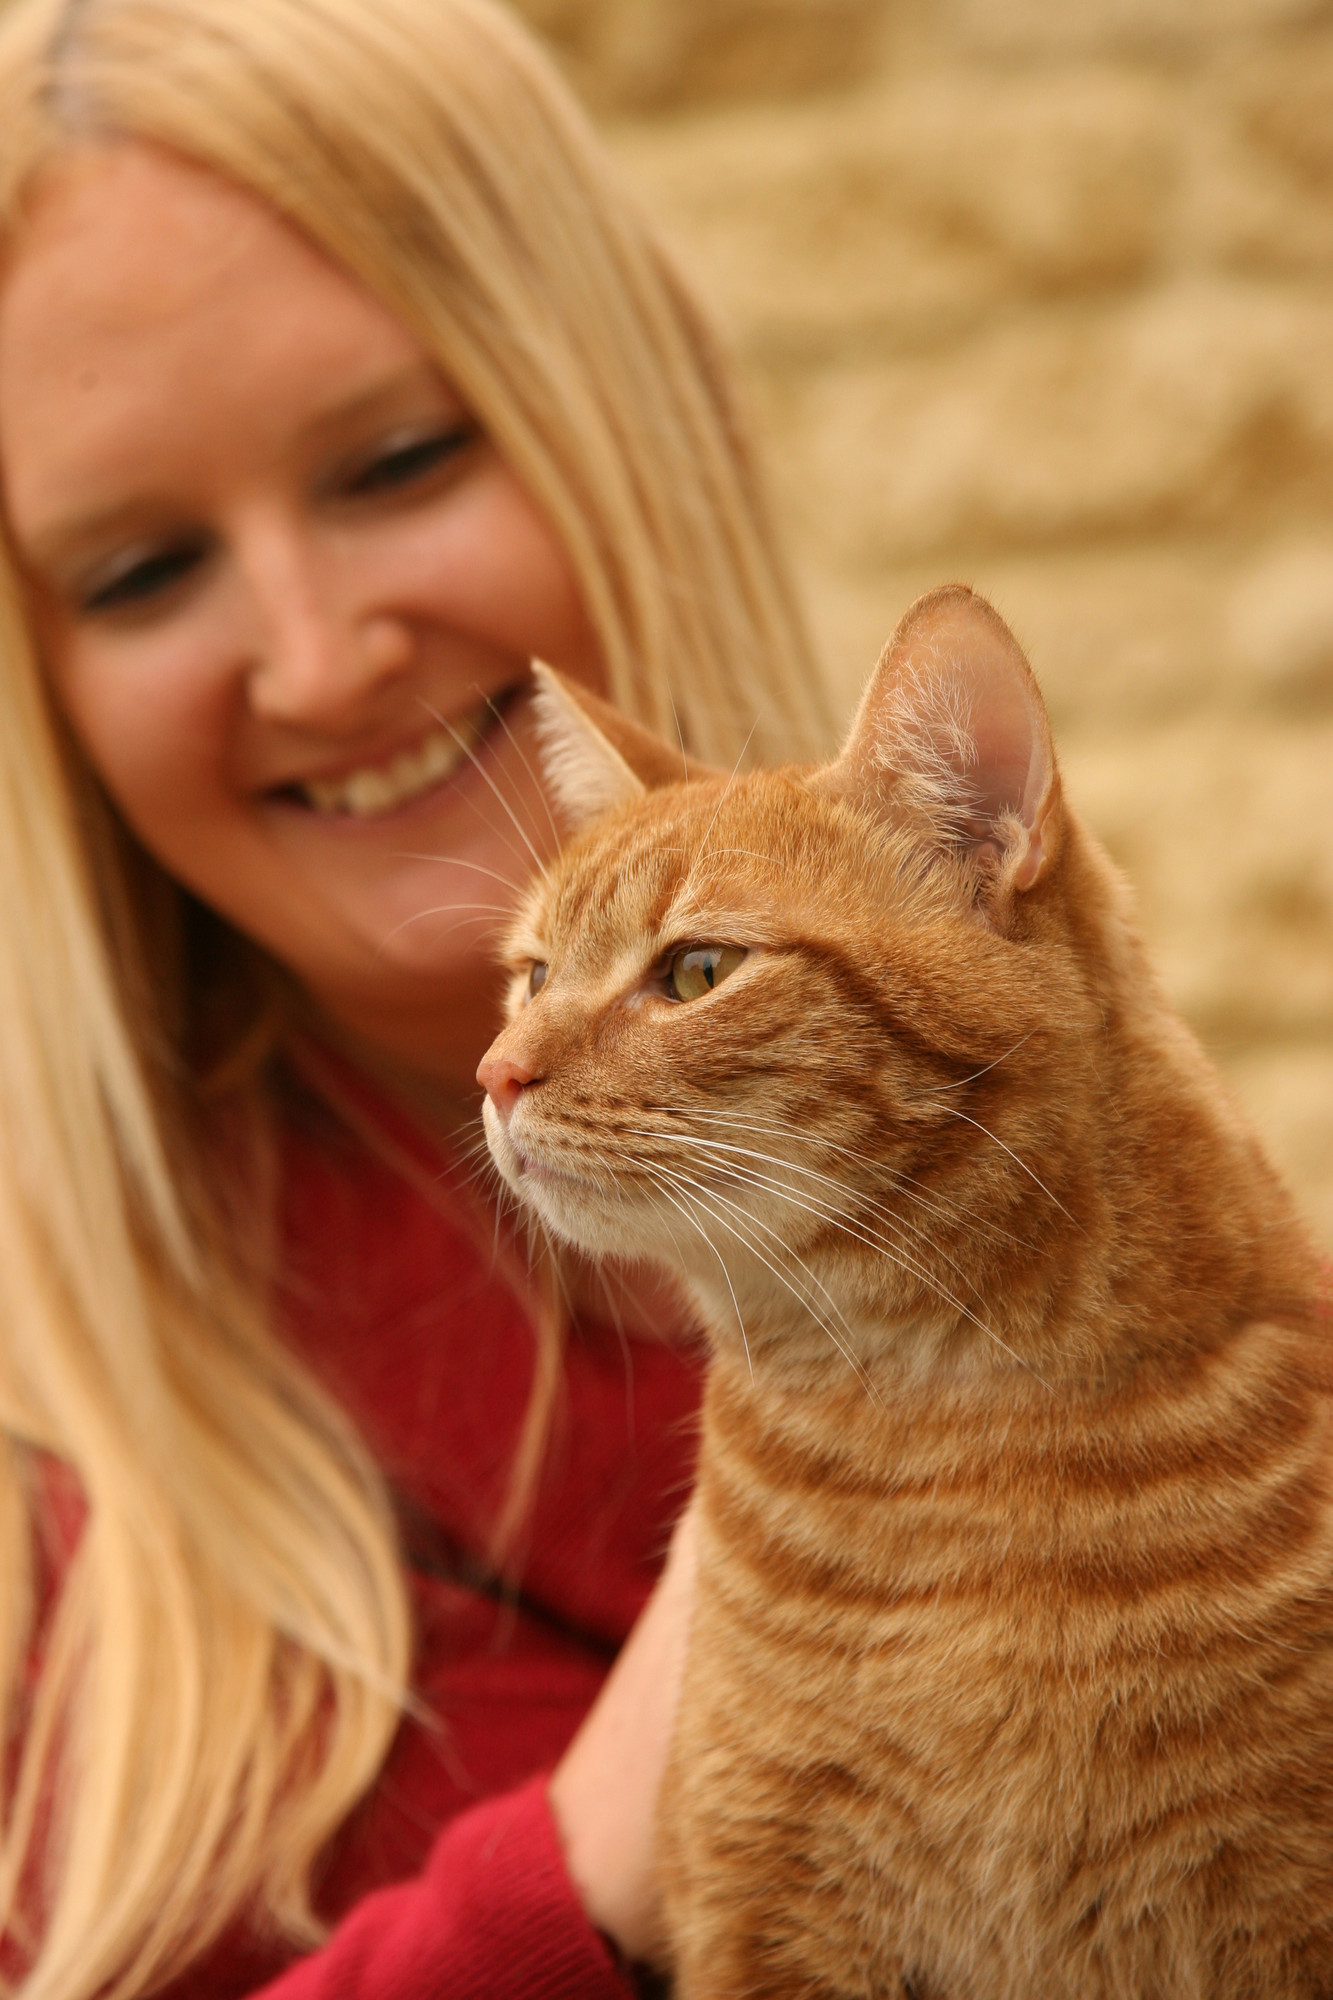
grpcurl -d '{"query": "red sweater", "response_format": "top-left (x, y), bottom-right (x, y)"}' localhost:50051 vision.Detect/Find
top-left (160, 1098), bottom-right (703, 1998)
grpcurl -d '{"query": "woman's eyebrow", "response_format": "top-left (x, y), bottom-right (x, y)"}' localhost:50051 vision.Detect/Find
top-left (294, 360), bottom-right (470, 453)
top-left (13, 497), bottom-right (185, 580)
top-left (13, 365), bottom-right (468, 575)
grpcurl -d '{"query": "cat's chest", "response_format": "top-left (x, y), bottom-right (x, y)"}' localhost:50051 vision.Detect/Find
top-left (693, 1364), bottom-right (1085, 1744)
top-left (691, 1344), bottom-right (1333, 1763)
top-left (672, 1350), bottom-right (1333, 2000)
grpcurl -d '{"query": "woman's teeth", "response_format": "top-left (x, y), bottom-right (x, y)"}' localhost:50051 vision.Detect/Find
top-left (299, 712), bottom-right (486, 818)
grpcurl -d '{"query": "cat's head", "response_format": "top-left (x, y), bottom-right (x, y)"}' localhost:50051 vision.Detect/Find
top-left (479, 587), bottom-right (1129, 1381)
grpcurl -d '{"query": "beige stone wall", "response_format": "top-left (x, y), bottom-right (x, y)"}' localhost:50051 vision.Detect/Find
top-left (518, 0), bottom-right (1333, 1247)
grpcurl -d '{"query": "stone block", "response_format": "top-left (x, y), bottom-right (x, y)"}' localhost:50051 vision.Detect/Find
top-left (513, 0), bottom-right (886, 111)
top-left (1063, 715), bottom-right (1333, 1048)
top-left (611, 65), bottom-right (1173, 350)
top-left (1229, 31), bottom-right (1333, 190)
top-left (1226, 536), bottom-right (1333, 710)
top-left (760, 279), bottom-right (1333, 564)
top-left (1219, 1043), bottom-right (1333, 1248)
top-left (797, 545), bottom-right (1239, 732)
top-left (1178, 34), bottom-right (1333, 276)
top-left (929, 0), bottom-right (1329, 59)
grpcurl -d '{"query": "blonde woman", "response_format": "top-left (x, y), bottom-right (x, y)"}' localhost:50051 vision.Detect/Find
top-left (0, 0), bottom-right (832, 1992)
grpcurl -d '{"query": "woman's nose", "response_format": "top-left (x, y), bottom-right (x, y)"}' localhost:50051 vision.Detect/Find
top-left (241, 523), bottom-right (413, 726)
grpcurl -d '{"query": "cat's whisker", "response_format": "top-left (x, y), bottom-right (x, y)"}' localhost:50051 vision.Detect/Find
top-left (637, 1163), bottom-right (755, 1379)
top-left (440, 798), bottom-right (537, 879)
top-left (641, 1133), bottom-right (1049, 1385)
top-left (376, 904), bottom-right (511, 954)
top-left (646, 1166), bottom-right (848, 1392)
top-left (473, 679), bottom-right (563, 856)
top-left (716, 1169), bottom-right (1043, 1382)
top-left (627, 1127), bottom-right (971, 1302)
top-left (391, 854), bottom-right (525, 895)
top-left (672, 1107), bottom-right (1026, 1248)
top-left (642, 1115), bottom-right (1015, 1275)
top-left (935, 1105), bottom-right (1080, 1226)
top-left (659, 1141), bottom-right (991, 1325)
top-left (687, 1160), bottom-right (1006, 1361)
top-left (419, 696), bottom-right (549, 874)
top-left (916, 1030), bottom-right (1037, 1094)
top-left (452, 1128), bottom-right (502, 1173)
top-left (648, 1159), bottom-right (884, 1404)
top-left (688, 846), bottom-right (788, 872)
top-left (665, 685), bottom-right (691, 793)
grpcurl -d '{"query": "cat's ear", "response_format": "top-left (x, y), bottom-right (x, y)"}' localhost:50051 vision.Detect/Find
top-left (813, 586), bottom-right (1062, 898)
top-left (530, 661), bottom-right (714, 832)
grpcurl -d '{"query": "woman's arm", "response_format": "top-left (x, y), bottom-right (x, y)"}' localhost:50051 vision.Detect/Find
top-left (249, 1507), bottom-right (697, 1999)
top-left (549, 1500), bottom-right (698, 1963)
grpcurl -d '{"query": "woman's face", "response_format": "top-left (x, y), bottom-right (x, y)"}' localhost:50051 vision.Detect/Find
top-left (0, 141), bottom-right (601, 1090)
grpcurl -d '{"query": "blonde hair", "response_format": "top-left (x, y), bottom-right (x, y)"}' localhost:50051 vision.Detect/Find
top-left (0, 0), bottom-right (830, 1991)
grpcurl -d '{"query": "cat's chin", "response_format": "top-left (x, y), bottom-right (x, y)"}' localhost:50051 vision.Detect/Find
top-left (483, 1106), bottom-right (655, 1260)
top-left (511, 1178), bottom-right (658, 1262)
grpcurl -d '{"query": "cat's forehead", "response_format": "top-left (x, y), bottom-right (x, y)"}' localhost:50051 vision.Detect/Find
top-left (524, 769), bottom-right (895, 965)
top-left (534, 776), bottom-right (795, 947)
top-left (544, 787), bottom-right (721, 942)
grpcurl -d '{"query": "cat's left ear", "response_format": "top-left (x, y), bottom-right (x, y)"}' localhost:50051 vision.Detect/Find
top-left (530, 662), bottom-right (717, 833)
top-left (812, 585), bottom-right (1062, 900)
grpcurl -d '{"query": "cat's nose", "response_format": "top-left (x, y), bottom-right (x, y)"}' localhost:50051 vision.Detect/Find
top-left (477, 1047), bottom-right (539, 1123)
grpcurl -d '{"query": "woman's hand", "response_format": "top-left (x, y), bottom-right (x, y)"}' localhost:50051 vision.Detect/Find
top-left (548, 1500), bottom-right (699, 1964)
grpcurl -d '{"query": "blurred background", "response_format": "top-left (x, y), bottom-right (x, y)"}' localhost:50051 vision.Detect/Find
top-left (514, 0), bottom-right (1333, 1248)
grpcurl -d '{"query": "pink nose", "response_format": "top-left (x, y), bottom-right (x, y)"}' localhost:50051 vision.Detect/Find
top-left (477, 1048), bottom-right (539, 1122)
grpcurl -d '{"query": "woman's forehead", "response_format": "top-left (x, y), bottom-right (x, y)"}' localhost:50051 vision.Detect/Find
top-left (8, 142), bottom-right (278, 331)
top-left (0, 139), bottom-right (445, 562)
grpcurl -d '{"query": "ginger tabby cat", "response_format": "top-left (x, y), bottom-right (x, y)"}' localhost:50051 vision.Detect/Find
top-left (479, 586), bottom-right (1333, 1999)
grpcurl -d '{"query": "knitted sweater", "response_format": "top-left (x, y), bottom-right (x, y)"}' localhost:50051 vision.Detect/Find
top-left (93, 1090), bottom-right (701, 1998)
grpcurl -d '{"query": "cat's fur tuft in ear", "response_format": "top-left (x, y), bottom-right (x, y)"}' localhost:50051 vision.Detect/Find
top-left (530, 661), bottom-right (722, 832)
top-left (815, 586), bottom-right (1062, 897)
top-left (530, 661), bottom-right (647, 832)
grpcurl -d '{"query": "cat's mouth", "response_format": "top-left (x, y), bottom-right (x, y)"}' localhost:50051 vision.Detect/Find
top-left (509, 1143), bottom-right (568, 1188)
top-left (499, 1124), bottom-right (590, 1193)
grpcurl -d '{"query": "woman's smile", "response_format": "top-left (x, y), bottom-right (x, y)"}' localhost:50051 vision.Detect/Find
top-left (274, 690), bottom-right (509, 820)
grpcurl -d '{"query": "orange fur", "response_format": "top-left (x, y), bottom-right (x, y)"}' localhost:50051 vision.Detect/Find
top-left (483, 590), bottom-right (1331, 1998)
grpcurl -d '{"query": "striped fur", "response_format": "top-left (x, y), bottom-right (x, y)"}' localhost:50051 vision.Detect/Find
top-left (482, 589), bottom-right (1331, 1997)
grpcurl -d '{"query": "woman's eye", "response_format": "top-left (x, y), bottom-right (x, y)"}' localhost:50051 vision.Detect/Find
top-left (82, 541), bottom-right (208, 614)
top-left (668, 945), bottom-right (746, 1003)
top-left (346, 426), bottom-right (474, 497)
top-left (527, 962), bottom-right (549, 1001)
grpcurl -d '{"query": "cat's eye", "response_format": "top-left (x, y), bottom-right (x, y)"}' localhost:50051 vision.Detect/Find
top-left (527, 962), bottom-right (548, 1001)
top-left (668, 945), bottom-right (746, 1003)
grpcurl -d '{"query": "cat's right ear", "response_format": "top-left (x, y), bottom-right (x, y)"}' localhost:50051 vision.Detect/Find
top-left (810, 585), bottom-right (1063, 903)
top-left (530, 662), bottom-right (715, 833)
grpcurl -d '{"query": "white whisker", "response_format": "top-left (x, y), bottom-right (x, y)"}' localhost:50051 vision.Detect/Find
top-left (936, 1105), bottom-right (1078, 1225)
top-left (647, 1158), bottom-right (884, 1404)
top-left (665, 686), bottom-right (691, 793)
top-left (376, 904), bottom-right (510, 953)
top-left (665, 1107), bottom-right (1024, 1248)
top-left (640, 1165), bottom-right (754, 1379)
top-left (628, 1125), bottom-right (988, 1307)
top-left (419, 696), bottom-right (547, 873)
top-left (475, 679), bottom-right (562, 855)
top-left (672, 1148), bottom-right (986, 1328)
top-left (918, 1032), bottom-right (1037, 1094)
top-left (685, 721), bottom-right (757, 886)
top-left (391, 854), bottom-right (524, 895)
top-left (634, 1134), bottom-right (1049, 1387)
